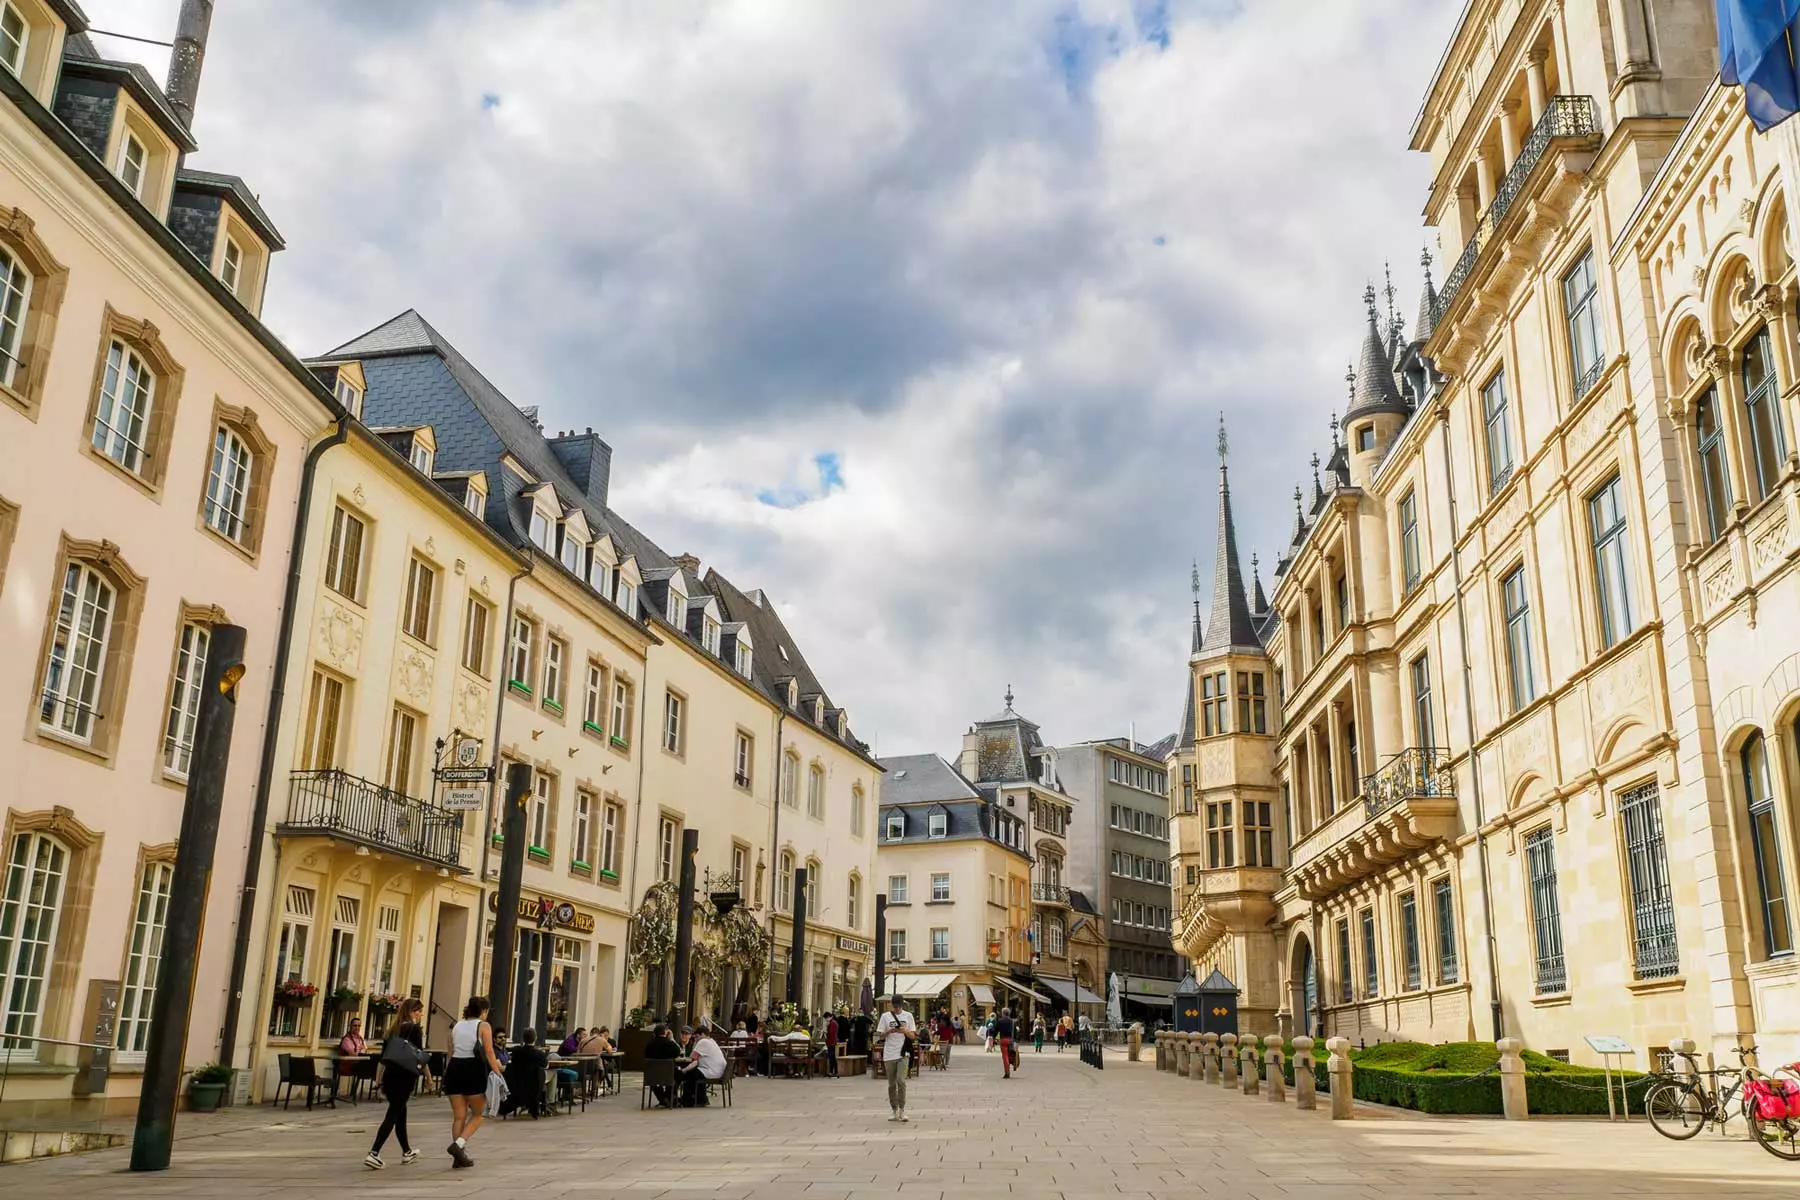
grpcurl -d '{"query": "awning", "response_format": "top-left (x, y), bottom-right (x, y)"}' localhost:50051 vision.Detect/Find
top-left (1127, 978), bottom-right (1178, 998)
top-left (887, 973), bottom-right (956, 998)
top-left (1041, 978), bottom-right (1105, 1005)
top-left (993, 975), bottom-right (1053, 1004)
top-left (966, 983), bottom-right (995, 1005)
top-left (1125, 994), bottom-right (1173, 1007)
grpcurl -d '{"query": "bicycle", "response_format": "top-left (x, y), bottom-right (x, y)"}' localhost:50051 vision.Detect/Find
top-left (1742, 1055), bottom-right (1800, 1162)
top-left (1644, 1046), bottom-right (1755, 1141)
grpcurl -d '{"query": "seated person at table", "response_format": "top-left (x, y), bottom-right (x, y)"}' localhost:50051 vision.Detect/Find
top-left (643, 1023), bottom-right (683, 1108)
top-left (730, 1021), bottom-right (749, 1041)
top-left (559, 1028), bottom-right (585, 1055)
top-left (682, 1024), bottom-right (727, 1107)
top-left (338, 1017), bottom-right (367, 1058)
top-left (576, 1026), bottom-right (612, 1055)
top-left (498, 1028), bottom-right (548, 1118)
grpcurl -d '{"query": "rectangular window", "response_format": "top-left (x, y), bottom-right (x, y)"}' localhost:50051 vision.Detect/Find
top-left (807, 764), bottom-right (825, 819)
top-left (930, 928), bottom-right (950, 961)
top-left (1399, 891), bottom-right (1422, 991)
top-left (1433, 876), bottom-right (1459, 984)
top-left (1745, 732), bottom-right (1795, 956)
top-left (371, 904), bottom-right (402, 999)
top-left (1243, 801), bottom-right (1273, 867)
top-left (220, 236), bottom-right (244, 295)
top-left (702, 616), bottom-right (721, 655)
top-left (531, 772), bottom-right (552, 855)
top-left (559, 528), bottom-right (581, 574)
top-left (600, 802), bottom-right (621, 876)
top-left (1524, 827), bottom-right (1567, 994)
top-left (462, 597), bottom-right (491, 676)
top-left (888, 874), bottom-right (908, 904)
top-left (402, 555), bottom-right (436, 644)
top-left (572, 791), bottom-right (593, 867)
top-left (1482, 370), bottom-right (1514, 494)
top-left (888, 928), bottom-right (906, 962)
top-left (1588, 474), bottom-right (1635, 649)
top-left (269, 886), bottom-right (312, 1037)
top-left (1335, 575), bottom-right (1349, 631)
top-left (1619, 782), bottom-right (1679, 979)
top-left (1237, 671), bottom-right (1252, 733)
top-left (1563, 248), bottom-right (1605, 395)
top-left (610, 678), bottom-right (631, 745)
top-left (118, 131), bottom-right (147, 197)
top-left (115, 860), bottom-right (173, 1058)
top-left (1336, 918), bottom-right (1353, 1003)
top-left (1399, 489), bottom-right (1421, 591)
top-left (1694, 390), bottom-right (1734, 543)
top-left (1360, 907), bottom-right (1378, 998)
top-left (542, 638), bottom-right (565, 708)
top-left (885, 811), bottom-right (904, 840)
top-left (0, 4), bottom-right (27, 76)
top-left (300, 670), bottom-right (344, 770)
top-left (1250, 673), bottom-right (1267, 734)
top-left (662, 690), bottom-right (683, 754)
top-left (1742, 328), bottom-right (1789, 501)
top-left (851, 787), bottom-right (866, 837)
top-left (734, 730), bottom-right (753, 787)
top-left (161, 622), bottom-right (209, 777)
top-left (1502, 565), bottom-right (1535, 711)
top-left (323, 505), bottom-right (365, 601)
top-left (847, 873), bottom-right (860, 929)
top-left (203, 427), bottom-right (253, 542)
top-left (384, 706), bottom-right (418, 795)
top-left (931, 872), bottom-right (951, 902)
top-left (658, 817), bottom-right (677, 883)
top-left (529, 510), bottom-right (552, 553)
top-left (1356, 424), bottom-right (1375, 452)
top-left (583, 662), bottom-right (605, 728)
top-left (781, 754), bottom-right (798, 808)
top-left (734, 640), bottom-right (752, 677)
top-left (1411, 654), bottom-right (1434, 748)
top-left (928, 811), bottom-right (947, 838)
top-left (1205, 801), bottom-right (1234, 868)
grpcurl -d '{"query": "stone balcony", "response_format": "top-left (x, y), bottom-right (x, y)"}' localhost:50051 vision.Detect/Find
top-left (1289, 748), bottom-right (1459, 901)
top-left (280, 769), bottom-right (469, 870)
top-left (1031, 881), bottom-right (1070, 906)
top-left (1172, 865), bottom-right (1284, 962)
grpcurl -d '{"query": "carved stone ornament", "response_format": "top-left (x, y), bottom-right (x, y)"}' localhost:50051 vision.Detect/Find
top-left (1702, 342), bottom-right (1732, 381)
top-left (1692, 264), bottom-right (1708, 291)
top-left (425, 536), bottom-right (436, 555)
top-left (457, 679), bottom-right (487, 730)
top-left (318, 600), bottom-right (364, 671)
top-left (1727, 268), bottom-right (1760, 326)
top-left (1683, 329), bottom-right (1711, 385)
top-left (1740, 197), bottom-right (1757, 226)
top-left (397, 647), bottom-right (434, 705)
top-left (352, 484), bottom-right (366, 506)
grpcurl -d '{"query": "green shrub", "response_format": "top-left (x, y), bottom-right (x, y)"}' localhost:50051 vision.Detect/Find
top-left (1339, 1041), bottom-right (1649, 1116)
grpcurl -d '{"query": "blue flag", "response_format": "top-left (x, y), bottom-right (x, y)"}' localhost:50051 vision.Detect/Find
top-left (1718, 0), bottom-right (1800, 131)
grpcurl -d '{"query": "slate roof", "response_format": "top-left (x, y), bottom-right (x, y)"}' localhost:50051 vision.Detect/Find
top-left (1344, 291), bottom-right (1409, 421)
top-left (1068, 889), bottom-right (1099, 916)
top-left (61, 33), bottom-right (197, 150)
top-left (175, 168), bottom-right (284, 248)
top-left (1198, 426), bottom-right (1260, 658)
top-left (319, 310), bottom-right (878, 768)
top-left (1138, 732), bottom-right (1179, 762)
top-left (966, 692), bottom-right (1052, 784)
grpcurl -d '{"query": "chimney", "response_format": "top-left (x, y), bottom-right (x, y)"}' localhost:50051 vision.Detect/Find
top-left (165, 0), bottom-right (214, 130)
top-left (673, 554), bottom-right (701, 575)
top-left (547, 429), bottom-right (612, 508)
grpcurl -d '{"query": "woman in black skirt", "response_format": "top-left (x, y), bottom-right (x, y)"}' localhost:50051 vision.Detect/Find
top-left (443, 996), bottom-right (503, 1168)
top-left (365, 997), bottom-right (427, 1169)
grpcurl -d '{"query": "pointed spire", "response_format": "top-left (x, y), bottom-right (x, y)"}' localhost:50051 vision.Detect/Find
top-left (1291, 484), bottom-right (1307, 544)
top-left (1251, 552), bottom-right (1268, 614)
top-left (1346, 279), bottom-right (1409, 419)
top-left (1413, 245), bottom-right (1439, 343)
top-left (1199, 416), bottom-right (1258, 656)
top-left (1189, 560), bottom-right (1204, 653)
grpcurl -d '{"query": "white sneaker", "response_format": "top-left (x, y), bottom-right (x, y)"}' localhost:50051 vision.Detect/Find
top-left (363, 1152), bottom-right (384, 1170)
top-left (401, 1149), bottom-right (420, 1165)
top-left (888, 1109), bottom-right (899, 1122)
top-left (898, 1110), bottom-right (909, 1122)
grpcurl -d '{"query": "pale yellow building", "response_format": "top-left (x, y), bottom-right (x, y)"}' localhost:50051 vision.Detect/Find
top-left (1174, 0), bottom-right (1800, 1070)
top-left (0, 8), bottom-right (340, 1116)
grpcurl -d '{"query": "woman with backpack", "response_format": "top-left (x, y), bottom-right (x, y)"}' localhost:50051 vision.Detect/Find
top-left (364, 998), bottom-right (429, 1169)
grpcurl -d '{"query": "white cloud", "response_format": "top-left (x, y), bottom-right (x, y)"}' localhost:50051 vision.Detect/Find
top-left (92, 0), bottom-right (1456, 755)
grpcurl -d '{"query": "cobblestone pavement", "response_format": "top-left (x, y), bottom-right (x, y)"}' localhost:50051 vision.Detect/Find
top-left (5, 1048), bottom-right (1798, 1198)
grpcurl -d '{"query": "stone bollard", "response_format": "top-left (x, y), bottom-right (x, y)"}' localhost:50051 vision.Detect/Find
top-left (1241, 1036), bottom-right (1260, 1096)
top-left (1156, 1032), bottom-right (1169, 1072)
top-left (1202, 1033), bottom-right (1220, 1083)
top-left (1265, 1035), bottom-right (1286, 1102)
top-left (1292, 1036), bottom-right (1316, 1111)
top-left (1327, 1036), bottom-right (1354, 1119)
top-left (1188, 1033), bottom-right (1204, 1082)
top-left (1177, 1033), bottom-right (1193, 1077)
top-left (1497, 1038), bottom-right (1529, 1121)
top-left (1220, 1033), bottom-right (1239, 1087)
top-left (1128, 1024), bottom-right (1142, 1062)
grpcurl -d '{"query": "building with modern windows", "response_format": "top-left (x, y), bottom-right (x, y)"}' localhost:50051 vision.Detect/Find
top-left (1171, 0), bottom-right (1800, 1069)
top-left (0, 9), bottom-right (341, 1117)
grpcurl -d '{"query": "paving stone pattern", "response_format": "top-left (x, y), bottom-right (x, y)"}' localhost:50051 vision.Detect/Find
top-left (4, 1049), bottom-right (1796, 1198)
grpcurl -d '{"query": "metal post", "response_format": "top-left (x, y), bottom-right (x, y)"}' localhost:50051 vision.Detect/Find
top-left (670, 828), bottom-right (699, 1025)
top-left (789, 867), bottom-right (810, 1015)
top-left (874, 895), bottom-right (887, 998)
top-left (130, 625), bottom-right (246, 1172)
top-left (535, 922), bottom-right (553, 1039)
top-left (488, 763), bottom-right (531, 1030)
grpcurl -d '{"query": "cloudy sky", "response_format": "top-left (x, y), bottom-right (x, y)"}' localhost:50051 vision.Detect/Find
top-left (99, 0), bottom-right (1456, 756)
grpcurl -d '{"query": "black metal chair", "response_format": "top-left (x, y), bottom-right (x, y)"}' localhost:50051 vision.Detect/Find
top-left (640, 1058), bottom-right (677, 1110)
top-left (272, 1053), bottom-right (293, 1106)
top-left (702, 1067), bottom-right (733, 1108)
top-left (281, 1056), bottom-right (335, 1109)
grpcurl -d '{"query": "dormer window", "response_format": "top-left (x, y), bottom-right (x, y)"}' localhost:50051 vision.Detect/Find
top-left (735, 641), bottom-right (752, 678)
top-left (589, 556), bottom-right (612, 598)
top-left (702, 616), bottom-right (721, 655)
top-left (0, 5), bottom-right (27, 77)
top-left (928, 811), bottom-right (948, 839)
top-left (813, 697), bottom-right (824, 724)
top-left (463, 487), bottom-right (484, 518)
top-left (118, 132), bottom-right (148, 198)
top-left (559, 528), bottom-right (582, 574)
top-left (666, 592), bottom-right (685, 628)
top-left (786, 679), bottom-right (798, 708)
top-left (334, 375), bottom-right (362, 418)
top-left (615, 578), bottom-right (637, 616)
top-left (529, 510), bottom-right (554, 553)
top-left (410, 441), bottom-right (433, 475)
top-left (220, 236), bottom-right (243, 295)
top-left (885, 811), bottom-right (904, 840)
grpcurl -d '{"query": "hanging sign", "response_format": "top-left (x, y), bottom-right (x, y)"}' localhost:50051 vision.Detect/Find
top-left (443, 787), bottom-right (484, 811)
top-left (486, 891), bottom-right (595, 934)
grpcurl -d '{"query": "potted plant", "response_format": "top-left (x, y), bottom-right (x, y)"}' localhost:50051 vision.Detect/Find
top-left (368, 992), bottom-right (406, 1018)
top-left (272, 979), bottom-right (317, 1008)
top-left (187, 1063), bottom-right (232, 1113)
top-left (328, 984), bottom-right (364, 1012)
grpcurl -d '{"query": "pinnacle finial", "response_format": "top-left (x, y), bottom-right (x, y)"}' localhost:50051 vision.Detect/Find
top-left (1217, 412), bottom-right (1229, 464)
top-left (1363, 282), bottom-right (1379, 320)
top-left (1384, 262), bottom-right (1398, 320)
top-left (1330, 411), bottom-right (1340, 447)
top-left (1311, 451), bottom-right (1321, 482)
top-left (1191, 560), bottom-right (1201, 598)
top-left (1251, 551), bottom-right (1260, 574)
top-left (1004, 683), bottom-right (1014, 709)
top-left (1293, 484), bottom-right (1303, 516)
top-left (1420, 244), bottom-right (1433, 274)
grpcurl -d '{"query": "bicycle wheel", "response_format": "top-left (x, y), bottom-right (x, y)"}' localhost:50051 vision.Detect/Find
top-left (1645, 1080), bottom-right (1708, 1140)
top-left (1748, 1110), bottom-right (1800, 1160)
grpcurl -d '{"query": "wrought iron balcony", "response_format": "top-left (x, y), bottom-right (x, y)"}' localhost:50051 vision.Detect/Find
top-left (1432, 96), bottom-right (1600, 325)
top-left (1032, 881), bottom-right (1070, 905)
top-left (282, 769), bottom-right (468, 870)
top-left (1361, 747), bottom-right (1455, 819)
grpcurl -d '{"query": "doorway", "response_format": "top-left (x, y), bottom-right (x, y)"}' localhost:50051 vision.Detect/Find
top-left (428, 903), bottom-right (469, 1047)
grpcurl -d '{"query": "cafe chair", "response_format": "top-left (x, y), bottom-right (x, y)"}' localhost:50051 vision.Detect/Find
top-left (640, 1058), bottom-right (678, 1111)
top-left (702, 1068), bottom-right (733, 1108)
top-left (280, 1055), bottom-right (335, 1110)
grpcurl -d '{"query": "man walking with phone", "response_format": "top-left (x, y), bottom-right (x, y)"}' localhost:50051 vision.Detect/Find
top-left (876, 995), bottom-right (915, 1122)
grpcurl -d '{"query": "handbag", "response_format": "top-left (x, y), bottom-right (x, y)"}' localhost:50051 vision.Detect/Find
top-left (381, 1035), bottom-right (430, 1074)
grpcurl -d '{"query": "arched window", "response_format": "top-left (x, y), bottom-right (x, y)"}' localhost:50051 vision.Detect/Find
top-left (83, 308), bottom-right (184, 490)
top-left (1741, 329), bottom-right (1790, 503)
top-left (777, 851), bottom-right (794, 913)
top-left (780, 751), bottom-right (799, 808)
top-left (0, 207), bottom-right (69, 420)
top-left (807, 763), bottom-right (825, 819)
top-left (1694, 389), bottom-right (1734, 542)
top-left (0, 831), bottom-right (69, 1049)
top-left (39, 560), bottom-right (116, 743)
top-left (850, 784), bottom-right (865, 837)
top-left (1743, 732), bottom-right (1794, 957)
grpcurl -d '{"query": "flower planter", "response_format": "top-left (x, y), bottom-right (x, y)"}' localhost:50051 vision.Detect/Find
top-left (186, 1081), bottom-right (227, 1113)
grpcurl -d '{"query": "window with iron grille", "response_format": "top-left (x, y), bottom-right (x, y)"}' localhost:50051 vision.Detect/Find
top-left (1399, 891), bottom-right (1422, 991)
top-left (1525, 827), bottom-right (1567, 994)
top-left (1619, 782), bottom-right (1679, 979)
top-left (1433, 876), bottom-right (1459, 984)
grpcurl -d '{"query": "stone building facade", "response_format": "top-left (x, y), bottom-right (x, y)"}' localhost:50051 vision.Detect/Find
top-left (1172, 0), bottom-right (1800, 1070)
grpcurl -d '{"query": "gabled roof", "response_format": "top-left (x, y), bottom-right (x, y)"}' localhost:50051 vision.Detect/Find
top-left (175, 168), bottom-right (285, 248)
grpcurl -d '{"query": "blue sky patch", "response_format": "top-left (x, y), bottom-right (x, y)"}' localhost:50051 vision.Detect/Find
top-left (756, 452), bottom-right (846, 509)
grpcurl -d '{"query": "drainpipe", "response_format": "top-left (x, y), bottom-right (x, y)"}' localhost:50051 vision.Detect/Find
top-left (619, 640), bottom-right (654, 1030)
top-left (1438, 408), bottom-right (1505, 1041)
top-left (469, 554), bottom-right (533, 999)
top-left (218, 416), bottom-right (349, 1073)
top-left (764, 711), bottom-right (786, 1010)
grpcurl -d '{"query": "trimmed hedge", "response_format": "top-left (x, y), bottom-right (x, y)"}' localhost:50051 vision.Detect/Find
top-left (1338, 1041), bottom-right (1653, 1116)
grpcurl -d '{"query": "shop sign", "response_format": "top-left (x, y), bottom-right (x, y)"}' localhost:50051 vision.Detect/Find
top-left (487, 891), bottom-right (595, 934)
top-left (443, 787), bottom-right (484, 811)
top-left (835, 935), bottom-right (872, 955)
